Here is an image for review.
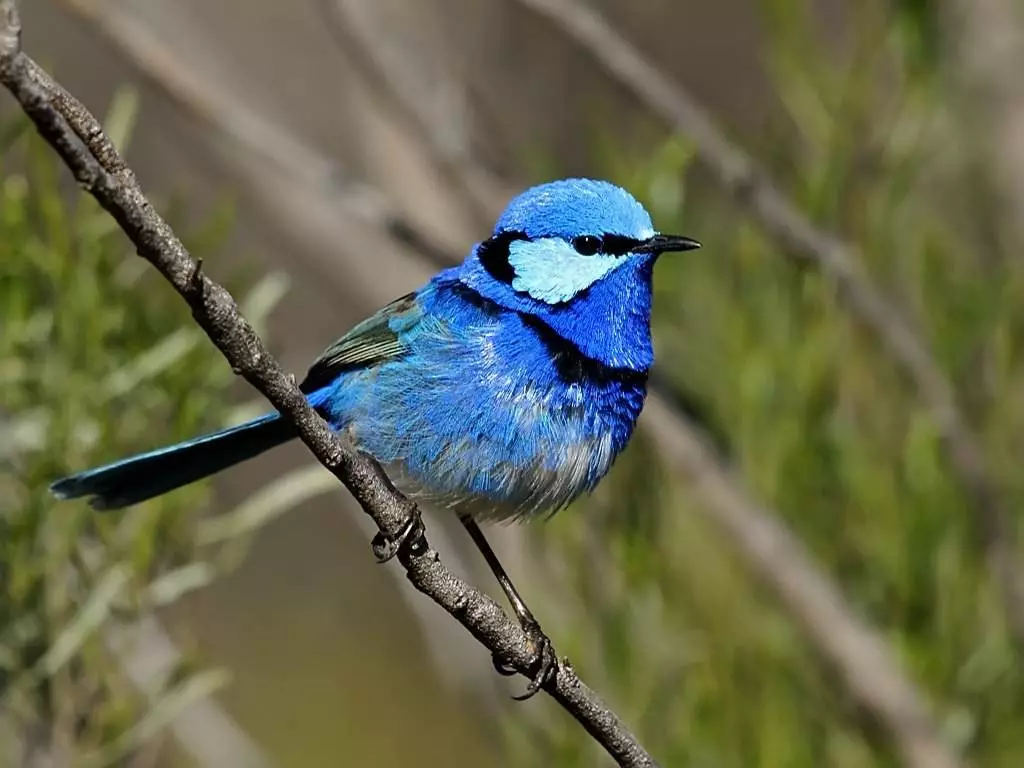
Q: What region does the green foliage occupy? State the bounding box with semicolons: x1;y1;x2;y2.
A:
513;3;1024;766
0;90;276;763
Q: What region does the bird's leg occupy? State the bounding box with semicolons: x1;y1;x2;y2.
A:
459;516;557;700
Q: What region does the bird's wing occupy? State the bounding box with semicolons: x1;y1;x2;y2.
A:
299;292;423;394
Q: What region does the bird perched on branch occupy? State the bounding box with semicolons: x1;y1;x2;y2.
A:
51;177;700;697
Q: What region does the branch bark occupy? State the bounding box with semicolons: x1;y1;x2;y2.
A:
515;0;1024;653
0;3;655;766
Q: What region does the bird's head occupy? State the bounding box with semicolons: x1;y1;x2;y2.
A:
468;178;700;306
453;178;699;370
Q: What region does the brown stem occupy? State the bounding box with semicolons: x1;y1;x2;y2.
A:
0;3;655;765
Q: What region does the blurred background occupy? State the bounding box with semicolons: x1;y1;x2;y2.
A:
3;0;1024;765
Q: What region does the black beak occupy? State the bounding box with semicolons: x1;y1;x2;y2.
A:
633;234;702;255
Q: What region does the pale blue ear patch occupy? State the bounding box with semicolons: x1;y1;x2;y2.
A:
507;238;626;304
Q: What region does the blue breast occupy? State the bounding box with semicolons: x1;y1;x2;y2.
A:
313;276;649;521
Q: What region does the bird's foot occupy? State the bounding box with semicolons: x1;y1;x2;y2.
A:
493;616;558;701
371;509;426;563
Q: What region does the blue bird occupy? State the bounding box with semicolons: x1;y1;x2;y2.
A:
51;177;700;695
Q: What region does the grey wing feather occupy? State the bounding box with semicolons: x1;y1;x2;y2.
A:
299;292;421;393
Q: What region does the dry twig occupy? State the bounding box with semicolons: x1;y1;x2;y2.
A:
0;3;655;765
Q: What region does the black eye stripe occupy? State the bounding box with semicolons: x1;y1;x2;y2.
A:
478;230;648;282
571;233;647;257
477;230;528;284
601;234;646;255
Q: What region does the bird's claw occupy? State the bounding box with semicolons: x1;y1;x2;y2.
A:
493;617;558;700
371;510;426;563
492;656;518;677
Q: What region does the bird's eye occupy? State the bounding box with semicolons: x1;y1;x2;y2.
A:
571;235;602;256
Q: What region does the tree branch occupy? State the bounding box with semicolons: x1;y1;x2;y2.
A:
515;0;1024;652
0;3;655;766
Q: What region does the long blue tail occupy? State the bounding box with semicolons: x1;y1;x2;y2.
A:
50;413;297;510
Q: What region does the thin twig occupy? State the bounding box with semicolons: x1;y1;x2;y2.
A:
515;0;1024;650
56;10;969;765
0;3;655;766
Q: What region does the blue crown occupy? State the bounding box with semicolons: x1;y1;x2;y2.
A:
494;178;655;240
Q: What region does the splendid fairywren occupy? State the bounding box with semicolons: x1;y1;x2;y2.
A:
51;177;701;696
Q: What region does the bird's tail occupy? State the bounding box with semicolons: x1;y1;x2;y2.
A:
50;413;297;510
